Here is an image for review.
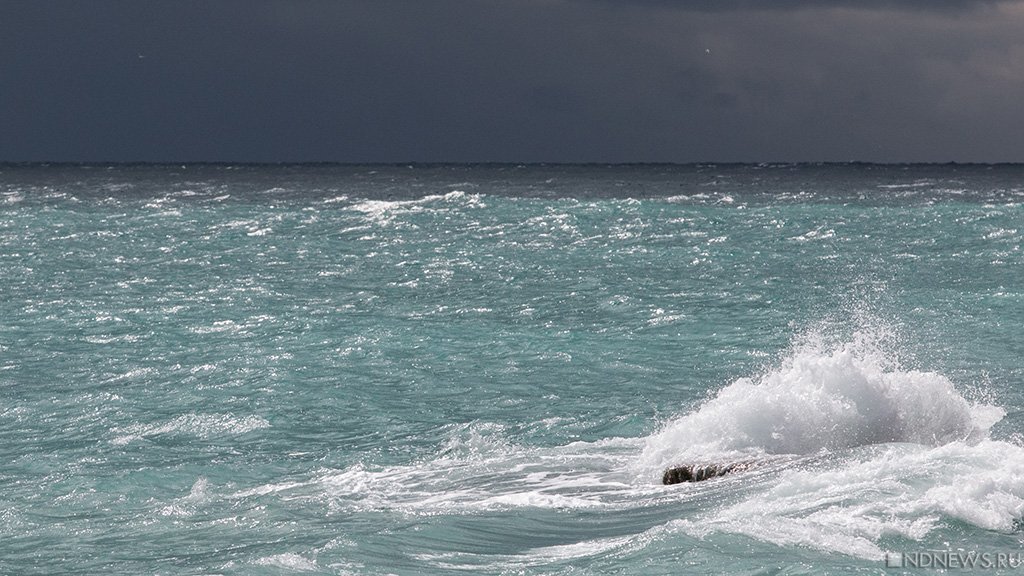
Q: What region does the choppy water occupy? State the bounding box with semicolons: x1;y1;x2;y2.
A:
2;164;1023;575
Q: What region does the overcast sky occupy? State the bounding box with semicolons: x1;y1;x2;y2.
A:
2;0;1023;162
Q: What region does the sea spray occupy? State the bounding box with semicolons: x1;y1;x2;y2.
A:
638;327;1003;472
638;323;1019;560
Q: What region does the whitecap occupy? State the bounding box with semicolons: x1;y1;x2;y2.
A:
111;413;270;445
255;553;318;571
347;190;485;224
637;326;997;473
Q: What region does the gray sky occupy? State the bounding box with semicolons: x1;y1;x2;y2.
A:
2;0;1023;162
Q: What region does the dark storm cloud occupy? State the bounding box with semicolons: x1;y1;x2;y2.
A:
1;0;1023;162
580;0;1005;10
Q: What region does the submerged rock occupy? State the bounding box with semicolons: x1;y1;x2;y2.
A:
662;462;752;485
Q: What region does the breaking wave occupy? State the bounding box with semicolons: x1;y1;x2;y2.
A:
347;190;485;223
637;327;1004;471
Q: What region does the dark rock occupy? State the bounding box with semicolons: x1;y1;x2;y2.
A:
662;462;751;485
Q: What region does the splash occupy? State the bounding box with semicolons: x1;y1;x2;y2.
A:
638;327;1003;472
634;324;1022;559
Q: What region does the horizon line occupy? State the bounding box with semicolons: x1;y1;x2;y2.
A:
3;160;1024;168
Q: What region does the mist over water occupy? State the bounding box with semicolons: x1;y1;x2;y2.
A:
1;164;1022;574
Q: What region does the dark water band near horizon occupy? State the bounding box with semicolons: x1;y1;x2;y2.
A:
1;163;1022;574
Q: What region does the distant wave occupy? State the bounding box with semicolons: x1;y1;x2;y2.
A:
111;413;270;445
347;190;485;223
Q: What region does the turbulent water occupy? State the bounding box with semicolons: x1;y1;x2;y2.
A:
2;164;1023;575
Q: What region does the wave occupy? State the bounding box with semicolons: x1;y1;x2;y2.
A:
671;438;1024;560
637;328;1003;472
347;190;485;223
632;324;1022;560
110;412;270;445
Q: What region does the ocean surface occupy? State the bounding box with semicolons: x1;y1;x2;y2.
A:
1;163;1023;575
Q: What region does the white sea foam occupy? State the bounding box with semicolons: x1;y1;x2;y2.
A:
636;329;1001;472
158;477;211;517
984;227;1019;240
111;413;270;445
673;439;1024;560
418;533;639;571
244;425;647;516
631;324;1023;559
877;181;935;190
255;553;319;571
791;226;836;242
348;190;484;223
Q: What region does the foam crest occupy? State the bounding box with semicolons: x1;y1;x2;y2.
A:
676;439;1024;559
254;553;319;571
110;413;270;445
638;330;1002;471
348;190;484;223
273;425;649;515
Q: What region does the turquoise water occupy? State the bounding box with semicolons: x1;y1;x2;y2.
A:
1;164;1022;574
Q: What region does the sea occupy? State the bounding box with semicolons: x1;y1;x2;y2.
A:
1;163;1022;575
